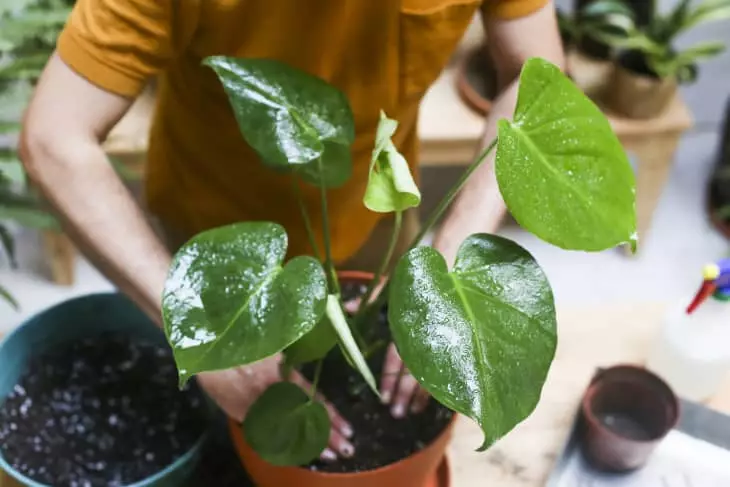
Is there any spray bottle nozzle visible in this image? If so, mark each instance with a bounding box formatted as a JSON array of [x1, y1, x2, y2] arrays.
[[687, 259, 730, 314]]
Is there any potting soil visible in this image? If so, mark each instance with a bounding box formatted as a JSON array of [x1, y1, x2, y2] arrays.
[[0, 333, 207, 486], [305, 282, 454, 473]]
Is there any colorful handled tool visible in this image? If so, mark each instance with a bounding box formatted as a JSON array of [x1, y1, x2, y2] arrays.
[[686, 258, 730, 314]]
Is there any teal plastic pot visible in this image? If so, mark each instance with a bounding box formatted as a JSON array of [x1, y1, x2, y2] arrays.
[[0, 293, 207, 487]]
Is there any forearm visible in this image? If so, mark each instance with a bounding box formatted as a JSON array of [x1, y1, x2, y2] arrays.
[[22, 138, 170, 325], [432, 81, 517, 265]]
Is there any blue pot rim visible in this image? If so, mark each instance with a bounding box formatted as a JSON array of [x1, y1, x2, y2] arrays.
[[0, 292, 208, 486]]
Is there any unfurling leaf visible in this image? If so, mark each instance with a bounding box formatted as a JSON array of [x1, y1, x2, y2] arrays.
[[204, 56, 354, 187], [389, 234, 556, 450], [496, 58, 637, 251], [162, 222, 327, 384], [244, 382, 330, 466], [363, 111, 421, 213], [325, 294, 379, 396]]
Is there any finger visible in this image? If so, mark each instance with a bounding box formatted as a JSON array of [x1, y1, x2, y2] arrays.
[[343, 297, 361, 314], [379, 344, 403, 405], [290, 371, 353, 439], [391, 371, 419, 419], [320, 448, 337, 463], [410, 387, 431, 414], [329, 428, 355, 458]]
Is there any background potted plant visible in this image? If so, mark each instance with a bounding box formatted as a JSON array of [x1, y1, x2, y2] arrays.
[[594, 0, 730, 119], [0, 0, 140, 285], [161, 55, 637, 487]]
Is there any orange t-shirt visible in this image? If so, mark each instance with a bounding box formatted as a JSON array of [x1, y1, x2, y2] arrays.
[[58, 0, 548, 262]]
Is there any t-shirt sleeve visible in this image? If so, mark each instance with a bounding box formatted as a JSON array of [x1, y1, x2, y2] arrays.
[[57, 0, 190, 97], [485, 0, 550, 19]]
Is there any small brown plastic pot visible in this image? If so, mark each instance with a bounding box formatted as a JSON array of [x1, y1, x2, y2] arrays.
[[228, 270, 456, 487], [580, 365, 679, 472]]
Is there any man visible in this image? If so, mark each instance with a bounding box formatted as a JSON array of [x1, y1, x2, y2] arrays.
[[20, 0, 563, 461]]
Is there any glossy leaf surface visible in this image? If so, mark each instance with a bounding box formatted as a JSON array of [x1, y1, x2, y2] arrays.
[[389, 234, 556, 450], [325, 294, 379, 396], [363, 111, 421, 213], [244, 382, 330, 466], [204, 56, 354, 187], [162, 222, 327, 384], [496, 58, 636, 251], [284, 314, 337, 366]]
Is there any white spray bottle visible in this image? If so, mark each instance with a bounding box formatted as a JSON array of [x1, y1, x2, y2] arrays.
[[647, 259, 730, 401]]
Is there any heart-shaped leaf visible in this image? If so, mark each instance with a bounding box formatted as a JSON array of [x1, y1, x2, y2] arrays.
[[162, 222, 327, 384], [204, 56, 354, 188], [325, 294, 379, 396], [244, 382, 330, 466], [496, 57, 637, 252], [388, 234, 557, 450], [284, 315, 338, 366], [364, 111, 421, 213]]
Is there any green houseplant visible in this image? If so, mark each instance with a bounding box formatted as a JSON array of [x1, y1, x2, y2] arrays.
[[161, 56, 636, 485], [593, 0, 730, 118]]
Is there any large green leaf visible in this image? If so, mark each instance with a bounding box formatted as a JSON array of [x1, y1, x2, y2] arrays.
[[162, 222, 328, 384], [496, 58, 637, 252], [203, 56, 354, 188], [363, 111, 421, 213], [389, 234, 556, 450], [284, 314, 338, 366], [325, 294, 379, 396], [243, 382, 330, 466]]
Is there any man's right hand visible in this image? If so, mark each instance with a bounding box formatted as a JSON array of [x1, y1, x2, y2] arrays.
[[196, 355, 355, 462]]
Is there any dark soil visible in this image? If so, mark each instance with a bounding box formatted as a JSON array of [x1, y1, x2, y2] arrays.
[[304, 282, 453, 474], [619, 50, 659, 79], [0, 333, 207, 487]]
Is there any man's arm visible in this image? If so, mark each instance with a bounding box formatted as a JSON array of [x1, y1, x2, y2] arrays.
[[20, 54, 171, 323], [432, 1, 564, 265]]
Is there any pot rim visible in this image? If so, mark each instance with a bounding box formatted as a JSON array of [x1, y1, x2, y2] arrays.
[[229, 269, 457, 480], [0, 292, 209, 487], [580, 364, 680, 444], [227, 415, 457, 480], [455, 45, 494, 117]]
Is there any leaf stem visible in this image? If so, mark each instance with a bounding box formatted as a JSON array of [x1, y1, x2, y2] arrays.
[[318, 167, 341, 296], [363, 137, 498, 316], [409, 137, 498, 250], [308, 359, 324, 401], [292, 177, 321, 258], [355, 211, 402, 319]]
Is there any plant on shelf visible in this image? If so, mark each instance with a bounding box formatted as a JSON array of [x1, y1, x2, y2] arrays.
[[558, 0, 637, 60], [161, 56, 636, 481], [593, 0, 730, 118]]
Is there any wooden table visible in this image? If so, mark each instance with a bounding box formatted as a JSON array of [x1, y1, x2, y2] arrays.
[[3, 303, 728, 486], [448, 303, 730, 486]]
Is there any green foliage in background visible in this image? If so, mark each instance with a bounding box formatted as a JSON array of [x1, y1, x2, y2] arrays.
[[587, 0, 730, 83]]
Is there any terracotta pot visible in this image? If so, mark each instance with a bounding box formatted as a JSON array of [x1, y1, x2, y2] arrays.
[[455, 44, 497, 116], [228, 270, 456, 487], [580, 365, 679, 472], [606, 64, 677, 119]]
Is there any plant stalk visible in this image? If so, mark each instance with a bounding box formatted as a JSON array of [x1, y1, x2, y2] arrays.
[[308, 359, 324, 401], [355, 210, 402, 318], [318, 168, 341, 296], [292, 177, 321, 258], [363, 137, 499, 316]]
